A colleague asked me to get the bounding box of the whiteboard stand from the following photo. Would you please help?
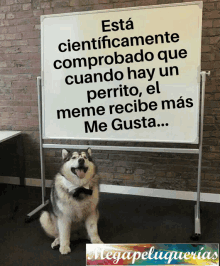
[26,71,210,242]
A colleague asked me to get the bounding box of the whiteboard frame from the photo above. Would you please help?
[40,1,203,144]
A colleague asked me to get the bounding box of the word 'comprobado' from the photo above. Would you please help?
[54,49,154,73]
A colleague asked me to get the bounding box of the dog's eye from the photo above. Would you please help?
[72,156,76,159]
[83,156,87,159]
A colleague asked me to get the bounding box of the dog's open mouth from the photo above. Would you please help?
[71,167,88,177]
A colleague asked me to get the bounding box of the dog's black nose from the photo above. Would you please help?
[78,158,84,165]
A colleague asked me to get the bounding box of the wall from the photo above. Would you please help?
[0,0,220,194]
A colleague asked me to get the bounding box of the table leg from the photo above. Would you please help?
[10,134,25,219]
[16,134,25,187]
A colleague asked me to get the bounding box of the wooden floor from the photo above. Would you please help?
[0,184,219,266]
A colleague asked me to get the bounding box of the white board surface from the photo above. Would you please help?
[41,1,202,143]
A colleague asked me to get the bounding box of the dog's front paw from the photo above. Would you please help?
[59,245,71,255]
[51,238,60,249]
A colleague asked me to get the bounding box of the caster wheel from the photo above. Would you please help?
[190,233,201,241]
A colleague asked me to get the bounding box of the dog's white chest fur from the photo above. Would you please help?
[62,175,90,194]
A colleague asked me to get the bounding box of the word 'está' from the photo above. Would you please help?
[102,18,134,32]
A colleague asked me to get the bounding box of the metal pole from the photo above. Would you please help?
[37,76,46,204]
[193,71,210,238]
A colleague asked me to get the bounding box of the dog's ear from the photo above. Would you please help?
[87,148,92,161]
[62,149,69,160]
[87,148,92,156]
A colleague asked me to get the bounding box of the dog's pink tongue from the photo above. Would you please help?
[75,169,85,178]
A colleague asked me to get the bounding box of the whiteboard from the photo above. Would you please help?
[41,1,202,143]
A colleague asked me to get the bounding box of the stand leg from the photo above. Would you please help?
[190,71,210,241]
[25,199,49,223]
[25,76,48,222]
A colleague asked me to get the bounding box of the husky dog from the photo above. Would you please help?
[39,148,103,255]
